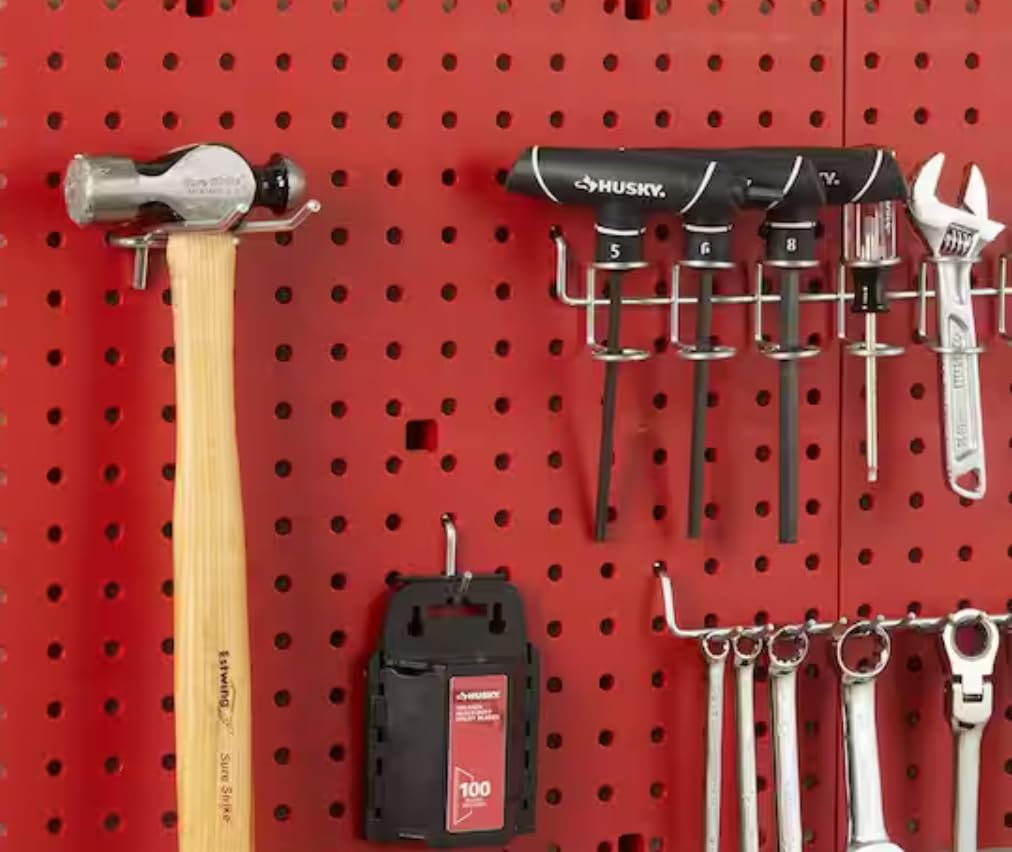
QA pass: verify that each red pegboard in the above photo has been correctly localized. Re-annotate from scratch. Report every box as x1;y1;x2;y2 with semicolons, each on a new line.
0;1;1007;851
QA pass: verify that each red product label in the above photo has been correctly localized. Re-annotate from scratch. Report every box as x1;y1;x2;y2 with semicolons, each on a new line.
446;674;508;833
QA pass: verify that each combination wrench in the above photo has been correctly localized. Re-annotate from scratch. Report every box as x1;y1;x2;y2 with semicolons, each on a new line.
732;632;763;852
701;633;730;852
940;609;1000;852
768;626;810;852
907;152;1005;499
835;621;904;852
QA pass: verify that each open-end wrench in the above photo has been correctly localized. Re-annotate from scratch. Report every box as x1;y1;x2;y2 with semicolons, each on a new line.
907;153;1005;500
834;622;904;852
940;609;1000;852
732;633;764;852
768;626;810;852
701;633;730;852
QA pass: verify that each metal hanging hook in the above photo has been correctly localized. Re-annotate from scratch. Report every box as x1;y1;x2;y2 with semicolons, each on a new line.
108;199;322;290
441;513;472;601
441;513;458;577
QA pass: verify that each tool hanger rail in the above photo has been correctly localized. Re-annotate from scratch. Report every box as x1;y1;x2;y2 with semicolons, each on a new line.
551;232;1008;359
655;563;1011;642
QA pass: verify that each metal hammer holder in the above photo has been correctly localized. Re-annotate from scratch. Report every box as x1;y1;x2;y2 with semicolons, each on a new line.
108;199;321;290
551;233;1011;366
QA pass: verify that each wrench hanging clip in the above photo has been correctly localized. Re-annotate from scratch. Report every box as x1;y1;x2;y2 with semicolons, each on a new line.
940;609;1000;852
907;152;1005;500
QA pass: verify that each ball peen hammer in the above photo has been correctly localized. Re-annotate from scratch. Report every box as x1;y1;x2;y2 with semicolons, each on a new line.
64;144;319;852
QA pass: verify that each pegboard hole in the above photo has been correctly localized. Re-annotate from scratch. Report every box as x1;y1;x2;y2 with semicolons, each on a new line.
914;51;930;69
625;0;650;17
405;419;437;452
914;106;930;124
758;54;774;71
965;107;979;125
914;0;929;11
707;110;722;128
965;52;980;69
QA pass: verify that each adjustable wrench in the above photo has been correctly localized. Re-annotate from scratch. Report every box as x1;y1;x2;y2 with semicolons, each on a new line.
907;153;1005;499
732;633;763;852
834;622;904;852
701;634;730;852
940;610;1000;852
768;626;810;852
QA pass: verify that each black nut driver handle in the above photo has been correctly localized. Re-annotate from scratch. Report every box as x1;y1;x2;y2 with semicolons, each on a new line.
760;146;907;204
507;146;750;221
644;146;905;205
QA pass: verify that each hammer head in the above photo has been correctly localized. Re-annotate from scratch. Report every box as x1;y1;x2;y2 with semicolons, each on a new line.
65;144;305;227
907;152;1004;260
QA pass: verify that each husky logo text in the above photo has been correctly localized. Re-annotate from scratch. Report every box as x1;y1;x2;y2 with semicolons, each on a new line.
573;174;666;199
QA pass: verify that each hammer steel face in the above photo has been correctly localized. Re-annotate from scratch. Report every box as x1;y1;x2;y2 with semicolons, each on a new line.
65;143;305;227
908;153;1005;500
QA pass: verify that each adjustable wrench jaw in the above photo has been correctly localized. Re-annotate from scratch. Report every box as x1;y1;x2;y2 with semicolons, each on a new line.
941;610;999;730
907;153;1004;500
908;153;1004;259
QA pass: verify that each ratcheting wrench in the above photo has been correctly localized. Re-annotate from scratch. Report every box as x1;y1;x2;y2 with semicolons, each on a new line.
701;633;730;852
768;626;810;852
835;622;904;852
732;633;763;852
940;610;1000;852
907;153;1005;500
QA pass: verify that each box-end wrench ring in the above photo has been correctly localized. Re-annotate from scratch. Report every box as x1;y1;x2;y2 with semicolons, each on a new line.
835;621;904;852
768;625;810;852
941;609;1000;852
701;633;730;852
732;631;764;852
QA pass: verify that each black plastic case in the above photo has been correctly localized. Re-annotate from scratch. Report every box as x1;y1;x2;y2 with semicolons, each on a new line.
364;574;538;847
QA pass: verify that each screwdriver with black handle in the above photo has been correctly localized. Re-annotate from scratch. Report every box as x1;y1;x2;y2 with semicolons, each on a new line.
785;148;907;483
506;147;748;541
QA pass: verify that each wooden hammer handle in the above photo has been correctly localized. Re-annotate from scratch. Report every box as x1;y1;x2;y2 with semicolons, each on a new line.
167;233;253;852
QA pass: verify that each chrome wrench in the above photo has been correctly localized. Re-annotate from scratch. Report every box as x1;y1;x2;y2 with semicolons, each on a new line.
768;626;810;852
835;621;904;852
701;633;730;852
732;633;763;852
940;609;1000;852
907;153;1005;499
